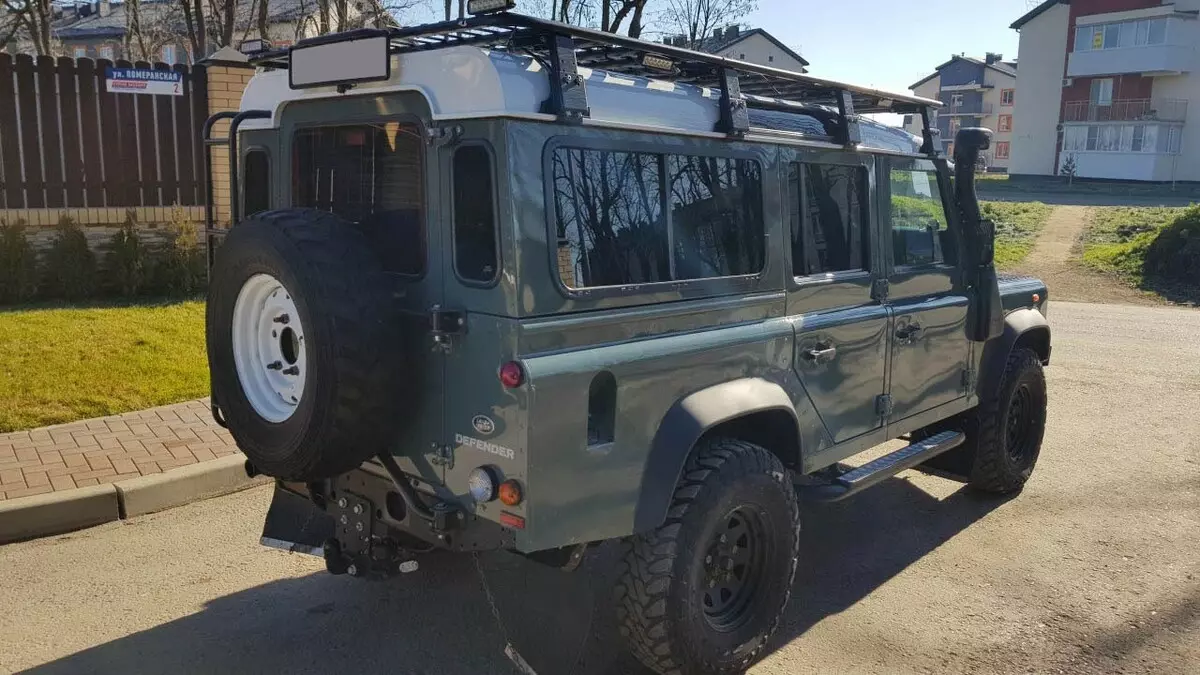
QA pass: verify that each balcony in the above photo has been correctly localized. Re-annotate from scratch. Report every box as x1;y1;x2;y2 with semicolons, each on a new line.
1063;98;1188;123
944;102;993;116
1068;44;1192;77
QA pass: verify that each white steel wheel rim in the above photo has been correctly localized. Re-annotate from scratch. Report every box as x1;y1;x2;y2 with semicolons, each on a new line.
232;274;308;423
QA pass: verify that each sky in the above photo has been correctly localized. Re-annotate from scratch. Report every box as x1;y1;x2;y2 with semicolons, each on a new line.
408;0;1035;96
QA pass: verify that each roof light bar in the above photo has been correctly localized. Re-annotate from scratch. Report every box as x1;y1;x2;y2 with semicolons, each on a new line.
468;0;516;15
641;53;675;72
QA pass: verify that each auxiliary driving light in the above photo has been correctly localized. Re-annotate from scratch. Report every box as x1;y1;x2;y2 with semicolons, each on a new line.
467;0;517;15
468;466;499;502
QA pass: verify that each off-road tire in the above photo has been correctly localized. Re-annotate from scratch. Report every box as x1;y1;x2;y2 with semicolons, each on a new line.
921;348;1046;493
614;438;800;675
207;209;406;481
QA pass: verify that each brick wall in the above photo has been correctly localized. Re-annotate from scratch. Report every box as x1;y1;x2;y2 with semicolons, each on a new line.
557;243;576;288
205;63;256;226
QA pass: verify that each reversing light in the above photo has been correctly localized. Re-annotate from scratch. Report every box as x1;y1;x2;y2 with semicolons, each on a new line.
499;479;523;506
499;361;524;389
467;0;517;15
468;466;499;502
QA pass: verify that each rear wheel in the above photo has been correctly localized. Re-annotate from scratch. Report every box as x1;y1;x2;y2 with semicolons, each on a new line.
615;438;799;675
207;209;407;481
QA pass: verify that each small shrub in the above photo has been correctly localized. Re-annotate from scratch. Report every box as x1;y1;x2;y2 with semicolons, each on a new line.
104;210;148;297
151;207;206;296
1144;205;1200;283
40;216;97;301
1059;154;1078;184
0;219;39;305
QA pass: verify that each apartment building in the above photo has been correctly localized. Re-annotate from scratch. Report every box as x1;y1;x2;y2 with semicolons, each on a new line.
904;54;1019;171
1010;0;1198;182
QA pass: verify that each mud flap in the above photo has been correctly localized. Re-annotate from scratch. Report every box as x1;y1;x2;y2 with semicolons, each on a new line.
260;483;334;557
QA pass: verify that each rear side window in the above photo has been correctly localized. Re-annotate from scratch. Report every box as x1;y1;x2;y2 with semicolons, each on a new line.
292;123;425;275
243;150;270;218
790;163;870;276
452;145;499;283
889;164;950;267
552;147;764;289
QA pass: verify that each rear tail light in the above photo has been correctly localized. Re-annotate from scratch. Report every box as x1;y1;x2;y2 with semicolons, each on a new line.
499;512;525;529
498;479;523;506
499;361;524;389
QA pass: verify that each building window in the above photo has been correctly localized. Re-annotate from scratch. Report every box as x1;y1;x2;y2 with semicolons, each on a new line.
948;117;962;135
1075;18;1167;52
739;53;745;59
768;55;774;62
1090;78;1113;106
453;145;499;283
73;46;86;58
551;149;765;289
790;164;870;277
889;162;950;267
1064;123;1181;154
99;45;114;60
998;114;1012;132
1001;88;1014;106
950;93;964;107
995;142;1010;159
161;45;176;64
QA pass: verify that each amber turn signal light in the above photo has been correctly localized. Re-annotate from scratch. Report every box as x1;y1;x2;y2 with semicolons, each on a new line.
498;479;523;506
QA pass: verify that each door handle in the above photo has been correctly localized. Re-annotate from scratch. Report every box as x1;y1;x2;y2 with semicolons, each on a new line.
802;344;837;362
895;323;924;341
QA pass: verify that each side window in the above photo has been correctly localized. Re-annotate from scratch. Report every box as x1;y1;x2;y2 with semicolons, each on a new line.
452;145;498;283
889;162;951;267
553;148;668;288
666;156;764;279
242;150;270;218
552;147;765;289
790;163;869;276
293;123;425;275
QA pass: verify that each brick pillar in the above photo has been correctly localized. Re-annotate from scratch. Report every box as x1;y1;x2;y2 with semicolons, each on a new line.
204;60;255;226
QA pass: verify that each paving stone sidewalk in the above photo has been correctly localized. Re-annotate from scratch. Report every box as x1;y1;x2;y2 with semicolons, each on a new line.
0;399;237;501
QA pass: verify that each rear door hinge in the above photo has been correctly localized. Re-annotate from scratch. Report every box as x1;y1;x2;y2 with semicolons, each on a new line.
872;278;890;303
429;305;466;352
430;443;455;470
875;394;894;417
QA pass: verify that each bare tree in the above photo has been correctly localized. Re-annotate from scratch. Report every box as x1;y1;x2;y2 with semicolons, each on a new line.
1;0;54;55
177;0;207;60
661;0;757;48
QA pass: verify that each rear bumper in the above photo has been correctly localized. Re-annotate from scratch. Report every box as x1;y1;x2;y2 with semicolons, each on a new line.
260;468;515;568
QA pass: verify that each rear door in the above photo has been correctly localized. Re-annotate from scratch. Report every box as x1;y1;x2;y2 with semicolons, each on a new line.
785;152;890;448
881;157;971;421
435;126;526;506
285;108;448;488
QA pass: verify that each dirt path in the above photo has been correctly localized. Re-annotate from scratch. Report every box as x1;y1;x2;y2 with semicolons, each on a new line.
1013;205;1162;305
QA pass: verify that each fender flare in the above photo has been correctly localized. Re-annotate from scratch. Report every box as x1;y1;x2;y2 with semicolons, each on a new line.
632;378;800;533
977;308;1051;399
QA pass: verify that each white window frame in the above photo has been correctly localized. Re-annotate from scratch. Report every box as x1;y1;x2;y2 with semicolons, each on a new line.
1090;78;1114;106
161;45;176;64
950;93;964;107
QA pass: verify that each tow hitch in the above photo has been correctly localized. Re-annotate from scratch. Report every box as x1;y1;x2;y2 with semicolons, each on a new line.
321;490;421;579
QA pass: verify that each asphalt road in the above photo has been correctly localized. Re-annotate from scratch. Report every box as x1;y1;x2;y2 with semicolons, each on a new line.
2;301;1198;675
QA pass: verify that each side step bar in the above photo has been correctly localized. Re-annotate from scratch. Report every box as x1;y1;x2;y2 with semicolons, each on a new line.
798;430;966;503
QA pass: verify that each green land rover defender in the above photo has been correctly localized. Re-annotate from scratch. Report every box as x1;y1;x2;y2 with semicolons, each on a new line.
203;8;1050;674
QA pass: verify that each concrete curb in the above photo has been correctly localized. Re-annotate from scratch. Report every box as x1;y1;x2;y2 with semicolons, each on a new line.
0;484;121;544
117;455;270;518
0;454;269;544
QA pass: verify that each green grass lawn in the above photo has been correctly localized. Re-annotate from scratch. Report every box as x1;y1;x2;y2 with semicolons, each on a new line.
981;201;1054;269
0;300;207;433
1081;205;1199;304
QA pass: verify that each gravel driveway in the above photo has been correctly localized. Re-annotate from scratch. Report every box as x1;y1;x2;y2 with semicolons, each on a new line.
1;302;1197;675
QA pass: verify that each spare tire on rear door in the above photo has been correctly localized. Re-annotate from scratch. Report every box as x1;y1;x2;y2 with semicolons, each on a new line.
207;208;407;481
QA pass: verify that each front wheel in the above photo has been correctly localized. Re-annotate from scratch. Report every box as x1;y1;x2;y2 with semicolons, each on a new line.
614;438;800;675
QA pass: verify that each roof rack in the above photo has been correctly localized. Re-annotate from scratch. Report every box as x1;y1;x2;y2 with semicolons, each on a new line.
251;12;942;150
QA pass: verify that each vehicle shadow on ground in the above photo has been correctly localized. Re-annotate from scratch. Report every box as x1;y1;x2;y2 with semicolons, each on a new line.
22;478;1007;675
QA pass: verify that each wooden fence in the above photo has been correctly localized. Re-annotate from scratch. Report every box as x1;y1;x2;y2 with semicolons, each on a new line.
0;54;208;212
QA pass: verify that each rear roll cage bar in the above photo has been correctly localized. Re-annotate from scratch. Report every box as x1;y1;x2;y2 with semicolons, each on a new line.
203;109;271;270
